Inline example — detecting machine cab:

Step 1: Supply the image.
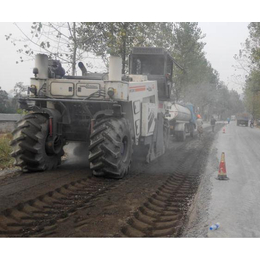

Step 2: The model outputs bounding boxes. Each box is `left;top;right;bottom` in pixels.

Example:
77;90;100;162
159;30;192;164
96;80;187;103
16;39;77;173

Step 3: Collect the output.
129;47;181;101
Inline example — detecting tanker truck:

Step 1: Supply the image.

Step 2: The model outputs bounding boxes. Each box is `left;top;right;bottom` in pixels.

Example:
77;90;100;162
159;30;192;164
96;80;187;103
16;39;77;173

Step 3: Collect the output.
165;103;197;141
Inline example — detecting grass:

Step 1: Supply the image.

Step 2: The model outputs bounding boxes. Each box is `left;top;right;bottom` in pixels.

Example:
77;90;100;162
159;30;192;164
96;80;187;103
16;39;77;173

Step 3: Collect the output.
0;133;15;170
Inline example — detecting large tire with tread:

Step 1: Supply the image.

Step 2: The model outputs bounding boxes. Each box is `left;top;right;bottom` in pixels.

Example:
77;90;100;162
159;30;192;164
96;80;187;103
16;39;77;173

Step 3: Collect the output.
89;117;133;179
11;113;64;172
176;130;186;142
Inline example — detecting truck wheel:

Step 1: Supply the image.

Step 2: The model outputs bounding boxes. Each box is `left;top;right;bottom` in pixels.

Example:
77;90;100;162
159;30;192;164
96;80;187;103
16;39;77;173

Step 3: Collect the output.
176;131;186;142
190;124;195;137
10;114;64;172
89;117;133;179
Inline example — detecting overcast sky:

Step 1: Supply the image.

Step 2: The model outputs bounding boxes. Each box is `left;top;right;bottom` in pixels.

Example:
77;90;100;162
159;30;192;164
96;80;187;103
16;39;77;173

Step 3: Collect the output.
0;22;249;94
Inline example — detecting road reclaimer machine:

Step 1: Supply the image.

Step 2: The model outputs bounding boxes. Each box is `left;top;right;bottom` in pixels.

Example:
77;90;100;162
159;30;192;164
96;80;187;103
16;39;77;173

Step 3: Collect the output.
11;47;196;178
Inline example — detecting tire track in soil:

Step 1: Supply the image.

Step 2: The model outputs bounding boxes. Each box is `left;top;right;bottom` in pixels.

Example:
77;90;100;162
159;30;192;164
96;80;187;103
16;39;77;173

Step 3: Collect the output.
0;125;221;237
55;147;193;237
120;153;203;237
0;140;188;237
0;176;126;237
119;126;221;237
43;131;214;237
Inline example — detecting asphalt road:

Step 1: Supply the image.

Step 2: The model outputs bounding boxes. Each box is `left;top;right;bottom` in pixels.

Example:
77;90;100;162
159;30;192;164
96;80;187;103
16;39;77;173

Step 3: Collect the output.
184;121;260;237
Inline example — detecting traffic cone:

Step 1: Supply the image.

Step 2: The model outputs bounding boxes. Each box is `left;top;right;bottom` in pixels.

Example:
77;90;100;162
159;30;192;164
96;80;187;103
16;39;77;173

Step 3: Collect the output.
218;152;229;180
223;128;225;134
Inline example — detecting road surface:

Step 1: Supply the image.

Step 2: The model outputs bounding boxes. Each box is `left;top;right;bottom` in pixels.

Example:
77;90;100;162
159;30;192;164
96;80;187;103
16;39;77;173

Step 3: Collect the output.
184;121;260;237
0;123;219;237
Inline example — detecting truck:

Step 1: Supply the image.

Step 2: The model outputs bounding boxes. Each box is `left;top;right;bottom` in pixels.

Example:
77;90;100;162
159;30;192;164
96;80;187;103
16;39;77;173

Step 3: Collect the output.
236;112;250;126
11;47;196;179
165;103;197;141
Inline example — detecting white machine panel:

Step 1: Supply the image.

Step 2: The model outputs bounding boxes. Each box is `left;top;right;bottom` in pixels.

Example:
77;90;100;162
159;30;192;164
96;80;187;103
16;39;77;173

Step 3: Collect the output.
141;103;157;136
77;83;100;97
50;82;74;96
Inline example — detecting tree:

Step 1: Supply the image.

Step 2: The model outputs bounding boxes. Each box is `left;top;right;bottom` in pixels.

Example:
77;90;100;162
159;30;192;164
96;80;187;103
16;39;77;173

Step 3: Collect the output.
13;82;28;97
0;87;9;113
0;87;17;113
5;22;98;75
234;23;260;118
11;82;29;111
169;22;220;118
6;22;176;75
79;22;174;73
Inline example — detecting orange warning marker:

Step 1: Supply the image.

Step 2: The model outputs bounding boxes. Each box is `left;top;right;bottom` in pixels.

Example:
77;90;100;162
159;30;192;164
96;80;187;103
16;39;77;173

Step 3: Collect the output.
223;127;225;134
218;152;229;180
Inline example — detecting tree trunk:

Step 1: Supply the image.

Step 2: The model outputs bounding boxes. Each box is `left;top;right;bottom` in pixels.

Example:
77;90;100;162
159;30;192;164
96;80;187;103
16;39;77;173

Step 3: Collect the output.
72;22;77;76
121;23;128;74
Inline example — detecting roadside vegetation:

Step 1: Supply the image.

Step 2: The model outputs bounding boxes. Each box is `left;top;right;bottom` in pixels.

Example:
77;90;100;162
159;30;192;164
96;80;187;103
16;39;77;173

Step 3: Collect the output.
234;23;260;120
0;133;14;170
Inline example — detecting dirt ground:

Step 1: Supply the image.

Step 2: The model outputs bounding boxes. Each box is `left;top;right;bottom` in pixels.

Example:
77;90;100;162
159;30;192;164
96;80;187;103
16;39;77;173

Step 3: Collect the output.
0;124;222;237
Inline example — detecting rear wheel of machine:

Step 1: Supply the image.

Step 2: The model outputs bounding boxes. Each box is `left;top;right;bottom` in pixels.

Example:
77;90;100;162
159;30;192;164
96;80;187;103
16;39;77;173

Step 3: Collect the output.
89;117;133;179
176;130;186;142
10;114;64;172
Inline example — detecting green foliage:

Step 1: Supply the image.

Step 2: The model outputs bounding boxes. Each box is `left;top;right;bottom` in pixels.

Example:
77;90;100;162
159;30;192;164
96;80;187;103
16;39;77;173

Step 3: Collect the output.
244;69;260;118
236;22;260;119
169;23;218;114
79;22;174;73
11;82;29;111
168;23;244;119
0;134;14;170
16;108;27;115
0;87;9;113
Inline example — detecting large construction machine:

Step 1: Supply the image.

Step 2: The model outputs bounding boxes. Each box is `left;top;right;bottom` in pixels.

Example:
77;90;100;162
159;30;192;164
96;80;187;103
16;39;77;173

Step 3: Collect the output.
11;47;196;178
129;47;197;142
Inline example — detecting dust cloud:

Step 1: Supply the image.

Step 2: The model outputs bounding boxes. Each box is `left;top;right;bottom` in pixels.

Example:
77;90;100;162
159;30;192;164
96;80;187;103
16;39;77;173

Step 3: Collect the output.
62;142;89;167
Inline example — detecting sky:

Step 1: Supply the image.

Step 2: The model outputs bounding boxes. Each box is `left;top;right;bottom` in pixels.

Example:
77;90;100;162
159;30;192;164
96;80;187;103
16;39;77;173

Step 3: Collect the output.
198;22;249;93
0;22;250;94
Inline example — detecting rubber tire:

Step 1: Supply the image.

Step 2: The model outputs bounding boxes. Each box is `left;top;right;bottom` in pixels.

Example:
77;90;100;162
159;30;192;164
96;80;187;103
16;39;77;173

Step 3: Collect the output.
176;130;186;142
89;117;133;179
10;113;64;172
190;124;195;137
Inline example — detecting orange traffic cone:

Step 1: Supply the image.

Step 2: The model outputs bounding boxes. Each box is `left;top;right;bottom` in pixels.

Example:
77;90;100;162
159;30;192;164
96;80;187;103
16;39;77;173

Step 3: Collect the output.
223;128;225;134
218;152;229;180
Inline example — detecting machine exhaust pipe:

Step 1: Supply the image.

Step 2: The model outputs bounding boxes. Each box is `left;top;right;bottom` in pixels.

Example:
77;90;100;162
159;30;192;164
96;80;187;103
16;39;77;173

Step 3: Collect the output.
35;54;48;79
109;56;122;81
78;62;87;76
